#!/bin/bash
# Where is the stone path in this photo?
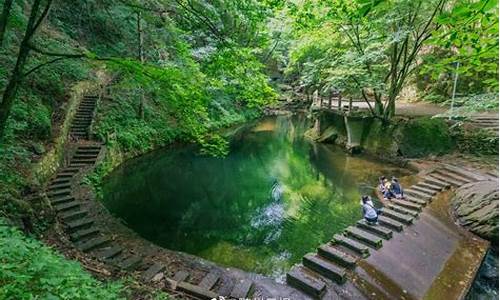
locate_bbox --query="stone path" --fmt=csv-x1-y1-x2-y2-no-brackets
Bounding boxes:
465,116,499,136
46,93,256,300
286,163,491,299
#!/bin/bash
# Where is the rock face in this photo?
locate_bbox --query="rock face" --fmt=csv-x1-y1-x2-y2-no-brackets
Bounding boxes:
452,180,499,241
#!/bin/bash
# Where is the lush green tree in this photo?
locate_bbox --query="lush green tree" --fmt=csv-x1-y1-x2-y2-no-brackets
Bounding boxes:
285,0,448,121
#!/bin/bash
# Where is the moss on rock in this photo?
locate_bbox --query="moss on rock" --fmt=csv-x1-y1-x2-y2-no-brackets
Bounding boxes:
398,117,453,157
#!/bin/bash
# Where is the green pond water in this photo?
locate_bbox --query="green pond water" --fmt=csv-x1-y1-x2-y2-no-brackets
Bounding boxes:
102,115,411,280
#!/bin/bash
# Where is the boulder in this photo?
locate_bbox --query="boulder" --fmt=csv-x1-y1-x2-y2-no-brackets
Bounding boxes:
452,180,499,241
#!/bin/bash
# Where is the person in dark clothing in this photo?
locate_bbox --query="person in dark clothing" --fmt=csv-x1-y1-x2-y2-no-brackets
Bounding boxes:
391,176,404,199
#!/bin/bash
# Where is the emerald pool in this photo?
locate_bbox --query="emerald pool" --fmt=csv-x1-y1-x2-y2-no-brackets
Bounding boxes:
102,115,411,280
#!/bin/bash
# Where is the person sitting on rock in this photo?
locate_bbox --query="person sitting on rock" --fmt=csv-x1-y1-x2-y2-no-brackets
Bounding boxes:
378,176,386,193
383,178,395,200
391,176,404,199
361,195,379,225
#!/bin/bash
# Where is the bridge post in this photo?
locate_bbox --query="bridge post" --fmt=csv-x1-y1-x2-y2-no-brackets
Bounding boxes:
338,94,342,111
349,97,353,112
328,92,332,109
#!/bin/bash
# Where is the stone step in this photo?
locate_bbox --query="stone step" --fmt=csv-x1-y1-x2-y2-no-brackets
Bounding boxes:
75,150,100,155
332,234,370,258
95,245,123,260
54,201,80,212
378,216,404,232
48,182,72,191
143,263,166,282
71,129,88,133
47,188,72,198
51,195,75,205
199,271,220,290
435,169,472,184
404,189,432,201
71,159,96,164
287,265,326,299
76,236,109,252
410,185,436,196
415,182,443,192
344,226,383,249
317,244,357,268
60,166,81,173
51,177,71,185
177,281,218,300
55,172,75,179
428,173,464,186
69,163,90,167
117,255,142,270
387,203,419,218
73,154,99,159
60,209,88,221
382,208,414,224
173,270,189,282
70,227,100,241
392,199,422,211
303,253,346,284
356,219,393,239
230,279,254,299
442,165,482,182
78,145,101,150
65,218,94,232
404,195,428,206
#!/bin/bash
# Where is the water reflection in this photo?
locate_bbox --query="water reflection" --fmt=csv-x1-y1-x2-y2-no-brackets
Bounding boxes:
103,115,411,278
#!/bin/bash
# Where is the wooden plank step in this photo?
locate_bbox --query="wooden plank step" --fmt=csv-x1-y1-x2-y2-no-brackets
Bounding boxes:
423,178,451,189
55,173,75,179
118,255,142,270
303,253,346,284
410,185,436,196
404,188,432,200
332,235,369,258
287,265,326,299
173,270,189,282
54,201,80,212
230,279,254,299
77,145,101,150
428,173,463,186
404,195,428,206
199,271,220,290
177,281,218,300
392,199,422,211
76,236,109,252
378,216,404,232
415,182,443,192
344,226,383,249
51,195,75,205
60,166,81,172
317,244,357,268
65,218,94,232
69,163,90,167
95,245,123,260
387,203,419,218
381,208,413,224
356,219,393,239
70,227,99,241
60,209,87,221
143,263,166,282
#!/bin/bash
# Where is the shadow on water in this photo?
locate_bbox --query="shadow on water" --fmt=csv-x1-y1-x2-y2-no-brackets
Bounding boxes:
102,114,412,280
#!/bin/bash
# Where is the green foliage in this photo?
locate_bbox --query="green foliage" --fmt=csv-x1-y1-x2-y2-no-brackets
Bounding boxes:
399,117,453,157
453,127,499,155
0,218,125,299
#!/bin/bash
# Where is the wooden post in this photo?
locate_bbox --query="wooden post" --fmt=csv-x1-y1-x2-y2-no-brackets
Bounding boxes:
328,92,332,109
338,94,342,110
349,97,353,112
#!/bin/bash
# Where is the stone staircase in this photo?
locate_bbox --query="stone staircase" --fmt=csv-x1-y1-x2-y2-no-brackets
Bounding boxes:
70,95,98,140
465,116,499,135
47,93,256,300
285,164,483,299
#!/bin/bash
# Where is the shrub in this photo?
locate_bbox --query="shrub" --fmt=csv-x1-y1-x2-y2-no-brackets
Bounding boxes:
0,219,125,300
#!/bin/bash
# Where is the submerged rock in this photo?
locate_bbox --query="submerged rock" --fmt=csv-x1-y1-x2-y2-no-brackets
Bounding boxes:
452,180,499,241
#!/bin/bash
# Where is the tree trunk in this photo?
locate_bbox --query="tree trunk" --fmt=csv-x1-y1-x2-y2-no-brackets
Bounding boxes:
0,0,13,47
137,11,145,119
0,0,42,140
